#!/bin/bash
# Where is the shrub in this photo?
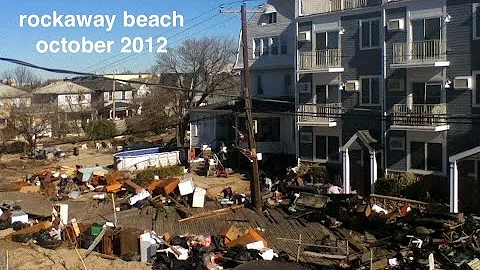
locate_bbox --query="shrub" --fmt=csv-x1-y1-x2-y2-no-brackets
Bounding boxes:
85,120,116,140
0,141,28,154
374,172,448,203
134,166,185,186
307,164,328,184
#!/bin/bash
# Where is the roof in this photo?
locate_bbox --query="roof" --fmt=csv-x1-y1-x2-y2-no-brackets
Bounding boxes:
68,76,134,92
342,130,382,153
0,84,29,99
33,81,93,95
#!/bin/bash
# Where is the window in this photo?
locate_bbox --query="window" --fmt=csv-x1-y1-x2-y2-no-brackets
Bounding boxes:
360,76,381,105
284,74,292,95
474,4,480,39
360,19,380,49
315,31,338,50
256,75,264,95
270,37,279,55
191,124,198,137
474,71,480,107
262,38,269,56
412,83,441,104
459,159,480,180
300,132,313,143
267,12,277,24
281,37,287,54
122,91,126,100
108,92,113,101
256,118,280,142
410,141,443,171
412,17,441,41
360,19,379,49
315,135,340,161
253,38,262,58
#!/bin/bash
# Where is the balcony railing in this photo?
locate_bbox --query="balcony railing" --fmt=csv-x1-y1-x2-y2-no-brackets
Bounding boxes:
301,0,368,15
299,49,342,71
392,40,447,65
392,103,447,127
298,103,342,124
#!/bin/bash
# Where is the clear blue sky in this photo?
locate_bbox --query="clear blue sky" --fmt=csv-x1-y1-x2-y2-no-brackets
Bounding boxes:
0,0,261,79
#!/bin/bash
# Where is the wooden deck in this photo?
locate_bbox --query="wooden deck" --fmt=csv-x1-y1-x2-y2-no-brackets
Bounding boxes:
99,201,348,265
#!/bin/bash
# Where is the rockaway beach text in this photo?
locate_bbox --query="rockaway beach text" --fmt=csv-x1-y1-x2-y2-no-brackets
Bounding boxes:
18,11,184,54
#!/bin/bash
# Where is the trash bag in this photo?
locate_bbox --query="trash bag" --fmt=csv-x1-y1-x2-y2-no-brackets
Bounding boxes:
33,230,60,249
225,245,261,262
0,220,12,230
170,236,189,249
12,221,29,231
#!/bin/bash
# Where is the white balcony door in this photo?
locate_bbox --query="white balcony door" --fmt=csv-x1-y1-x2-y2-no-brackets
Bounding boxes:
315,31,339,66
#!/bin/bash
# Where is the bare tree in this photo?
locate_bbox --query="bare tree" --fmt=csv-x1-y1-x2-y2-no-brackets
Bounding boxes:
2,66,41,91
10,102,53,151
156,36,239,147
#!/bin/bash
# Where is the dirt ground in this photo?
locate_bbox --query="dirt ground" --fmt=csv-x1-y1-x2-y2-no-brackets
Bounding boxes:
0,245,151,270
0,144,251,196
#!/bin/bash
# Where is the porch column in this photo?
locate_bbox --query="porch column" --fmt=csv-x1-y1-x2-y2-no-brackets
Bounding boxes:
370,151,378,194
342,149,350,194
449,161,459,213
109,110,112,119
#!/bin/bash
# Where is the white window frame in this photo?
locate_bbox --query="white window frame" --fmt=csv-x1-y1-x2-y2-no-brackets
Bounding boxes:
473,70,480,107
191,123,198,137
359,75,382,106
359,18,381,50
474,3,480,40
406,131,446,176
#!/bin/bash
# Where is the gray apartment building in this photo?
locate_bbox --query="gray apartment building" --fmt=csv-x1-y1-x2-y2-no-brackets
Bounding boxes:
294,0,480,212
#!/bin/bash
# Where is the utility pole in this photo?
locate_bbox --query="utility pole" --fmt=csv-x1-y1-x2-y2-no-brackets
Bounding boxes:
112,70,116,120
241,3,262,213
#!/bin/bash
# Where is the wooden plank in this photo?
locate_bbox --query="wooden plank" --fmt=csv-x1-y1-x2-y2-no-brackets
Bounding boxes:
369,194,427,205
6,221,52,241
178,205,244,222
303,251,347,260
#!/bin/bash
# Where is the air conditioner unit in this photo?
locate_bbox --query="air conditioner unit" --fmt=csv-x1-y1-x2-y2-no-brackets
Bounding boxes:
344,80,359,91
453,76,472,89
387,19,405,31
297,83,311,93
298,31,311,42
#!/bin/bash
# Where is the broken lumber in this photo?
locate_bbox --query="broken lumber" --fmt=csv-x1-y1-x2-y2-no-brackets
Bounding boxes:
369,194,427,205
5,221,52,241
303,251,347,260
178,205,243,222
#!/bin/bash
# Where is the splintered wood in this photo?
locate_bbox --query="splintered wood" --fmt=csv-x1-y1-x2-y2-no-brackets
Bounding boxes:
178,205,244,222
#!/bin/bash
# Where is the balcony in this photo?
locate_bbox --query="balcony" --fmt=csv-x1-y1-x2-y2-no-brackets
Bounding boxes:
301,0,368,15
299,50,343,73
391,103,449,131
297,103,342,126
392,40,449,68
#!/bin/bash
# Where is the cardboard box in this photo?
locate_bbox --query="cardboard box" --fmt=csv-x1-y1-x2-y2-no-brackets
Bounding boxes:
226,227,268,248
106,183,123,193
219,225,243,243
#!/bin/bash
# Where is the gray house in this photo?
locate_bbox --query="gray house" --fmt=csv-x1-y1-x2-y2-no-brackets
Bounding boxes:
294,0,480,212
190,0,297,156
